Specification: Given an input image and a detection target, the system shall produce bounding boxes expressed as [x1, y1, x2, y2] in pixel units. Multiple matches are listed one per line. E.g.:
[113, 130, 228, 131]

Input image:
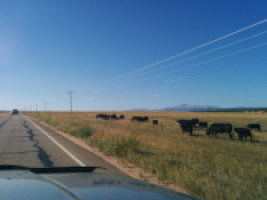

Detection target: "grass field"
[26, 111, 267, 200]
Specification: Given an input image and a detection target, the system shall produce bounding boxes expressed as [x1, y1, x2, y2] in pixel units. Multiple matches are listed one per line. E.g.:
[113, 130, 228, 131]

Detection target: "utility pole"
[36, 104, 38, 112]
[67, 91, 74, 115]
[44, 101, 47, 112]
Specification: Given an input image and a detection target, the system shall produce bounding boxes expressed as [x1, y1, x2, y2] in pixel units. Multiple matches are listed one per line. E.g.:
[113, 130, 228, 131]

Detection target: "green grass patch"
[89, 133, 138, 157]
[25, 111, 267, 200]
[71, 126, 92, 138]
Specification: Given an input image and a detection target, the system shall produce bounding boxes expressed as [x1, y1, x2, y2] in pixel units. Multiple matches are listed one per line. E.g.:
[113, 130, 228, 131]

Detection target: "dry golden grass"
[26, 111, 267, 200]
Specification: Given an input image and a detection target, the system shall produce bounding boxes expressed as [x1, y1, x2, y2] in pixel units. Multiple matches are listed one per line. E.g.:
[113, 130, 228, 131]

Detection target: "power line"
[88, 39, 267, 97]
[134, 41, 267, 83]
[122, 30, 267, 81]
[88, 41, 267, 98]
[98, 19, 267, 85]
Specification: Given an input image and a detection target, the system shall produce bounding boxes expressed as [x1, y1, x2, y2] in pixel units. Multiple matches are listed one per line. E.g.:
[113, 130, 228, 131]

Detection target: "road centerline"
[22, 114, 86, 167]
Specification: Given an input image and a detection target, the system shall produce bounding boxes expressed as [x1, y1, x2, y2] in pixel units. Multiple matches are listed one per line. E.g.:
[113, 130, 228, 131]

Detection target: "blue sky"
[0, 0, 267, 111]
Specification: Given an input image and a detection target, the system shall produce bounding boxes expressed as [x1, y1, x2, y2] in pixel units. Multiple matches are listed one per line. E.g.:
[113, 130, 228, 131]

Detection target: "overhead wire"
[83, 19, 267, 100]
[88, 40, 267, 99]
[133, 41, 267, 83]
[88, 40, 267, 100]
[113, 30, 267, 82]
[97, 19, 267, 85]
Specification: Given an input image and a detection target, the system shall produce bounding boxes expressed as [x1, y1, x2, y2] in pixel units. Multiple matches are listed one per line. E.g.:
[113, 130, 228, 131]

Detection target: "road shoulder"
[28, 115, 188, 194]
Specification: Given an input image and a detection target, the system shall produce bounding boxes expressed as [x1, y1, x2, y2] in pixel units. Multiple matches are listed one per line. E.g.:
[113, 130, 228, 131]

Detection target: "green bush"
[97, 135, 138, 157]
[68, 126, 92, 138]
[78, 127, 92, 138]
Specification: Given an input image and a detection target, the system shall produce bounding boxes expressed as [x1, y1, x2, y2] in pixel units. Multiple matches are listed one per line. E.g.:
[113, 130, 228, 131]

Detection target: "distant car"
[12, 109, 18, 115]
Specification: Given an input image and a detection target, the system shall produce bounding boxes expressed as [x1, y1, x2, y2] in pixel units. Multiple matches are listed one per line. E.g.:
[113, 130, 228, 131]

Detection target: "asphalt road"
[0, 113, 122, 174]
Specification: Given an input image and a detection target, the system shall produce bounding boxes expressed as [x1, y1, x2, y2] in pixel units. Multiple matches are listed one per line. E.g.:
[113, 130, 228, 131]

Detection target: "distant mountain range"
[158, 104, 220, 111]
[127, 108, 150, 111]
[128, 104, 267, 112]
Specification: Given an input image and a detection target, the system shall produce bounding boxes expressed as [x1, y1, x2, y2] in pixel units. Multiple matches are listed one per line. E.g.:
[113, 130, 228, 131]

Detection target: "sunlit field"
[26, 111, 267, 200]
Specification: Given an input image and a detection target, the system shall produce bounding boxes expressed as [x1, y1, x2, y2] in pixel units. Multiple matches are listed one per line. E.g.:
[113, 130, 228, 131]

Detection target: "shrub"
[68, 126, 92, 138]
[97, 135, 138, 157]
[78, 127, 92, 138]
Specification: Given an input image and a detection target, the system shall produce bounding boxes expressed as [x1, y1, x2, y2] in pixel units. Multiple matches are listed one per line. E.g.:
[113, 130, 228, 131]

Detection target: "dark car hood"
[0, 170, 198, 200]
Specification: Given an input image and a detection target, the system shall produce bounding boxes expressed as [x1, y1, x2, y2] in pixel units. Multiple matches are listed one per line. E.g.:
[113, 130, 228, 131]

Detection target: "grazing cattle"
[176, 119, 198, 126]
[234, 128, 253, 142]
[97, 113, 127, 120]
[206, 124, 233, 138]
[177, 119, 190, 124]
[177, 119, 199, 127]
[177, 120, 194, 136]
[96, 113, 105, 119]
[247, 124, 261, 131]
[131, 116, 142, 122]
[191, 118, 199, 125]
[110, 114, 117, 119]
[179, 123, 193, 136]
[143, 116, 149, 121]
[103, 115, 110, 120]
[131, 116, 149, 122]
[96, 113, 110, 120]
[198, 122, 208, 129]
[152, 120, 158, 125]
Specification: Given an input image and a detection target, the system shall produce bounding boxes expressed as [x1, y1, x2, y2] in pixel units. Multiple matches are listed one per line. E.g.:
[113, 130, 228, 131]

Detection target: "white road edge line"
[23, 114, 86, 167]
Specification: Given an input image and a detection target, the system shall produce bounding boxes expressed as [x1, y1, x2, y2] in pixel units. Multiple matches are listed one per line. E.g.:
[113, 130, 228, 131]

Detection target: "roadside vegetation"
[25, 111, 267, 200]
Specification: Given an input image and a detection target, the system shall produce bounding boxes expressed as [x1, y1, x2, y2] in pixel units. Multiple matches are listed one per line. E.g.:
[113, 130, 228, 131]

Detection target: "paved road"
[0, 113, 121, 174]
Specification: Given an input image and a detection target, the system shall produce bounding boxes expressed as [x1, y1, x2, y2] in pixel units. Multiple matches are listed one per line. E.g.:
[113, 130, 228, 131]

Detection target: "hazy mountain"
[128, 104, 220, 111]
[158, 104, 220, 111]
[127, 104, 266, 112]
[127, 108, 150, 111]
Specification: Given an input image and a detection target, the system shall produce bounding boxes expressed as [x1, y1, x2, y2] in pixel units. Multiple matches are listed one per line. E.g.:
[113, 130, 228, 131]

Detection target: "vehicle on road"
[0, 165, 199, 200]
[12, 109, 18, 115]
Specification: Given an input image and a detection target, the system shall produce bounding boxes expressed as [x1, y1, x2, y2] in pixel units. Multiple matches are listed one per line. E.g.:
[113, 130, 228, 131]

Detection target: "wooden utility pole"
[67, 91, 74, 115]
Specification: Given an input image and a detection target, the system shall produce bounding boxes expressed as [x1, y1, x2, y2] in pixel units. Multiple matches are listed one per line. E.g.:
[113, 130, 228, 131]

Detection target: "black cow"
[191, 118, 199, 125]
[198, 122, 208, 129]
[180, 123, 193, 136]
[152, 120, 158, 125]
[96, 113, 105, 119]
[247, 124, 261, 131]
[206, 124, 233, 138]
[143, 116, 149, 121]
[103, 115, 110, 120]
[131, 116, 149, 122]
[131, 116, 142, 122]
[177, 119, 199, 127]
[177, 120, 194, 136]
[131, 116, 142, 121]
[177, 119, 199, 126]
[110, 114, 117, 119]
[96, 113, 110, 120]
[234, 128, 253, 142]
[177, 120, 190, 125]
[120, 114, 125, 119]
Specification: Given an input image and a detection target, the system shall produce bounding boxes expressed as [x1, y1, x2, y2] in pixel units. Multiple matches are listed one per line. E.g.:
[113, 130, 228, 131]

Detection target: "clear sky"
[1, 0, 267, 111]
